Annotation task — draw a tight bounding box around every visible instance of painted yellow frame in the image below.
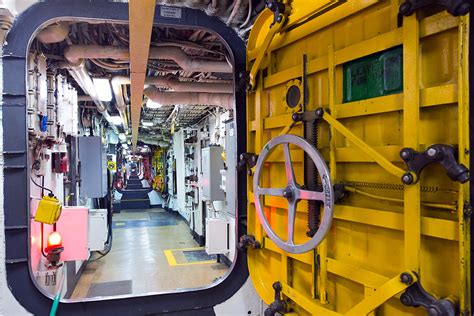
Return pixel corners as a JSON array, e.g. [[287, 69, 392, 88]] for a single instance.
[[246, 1, 470, 315]]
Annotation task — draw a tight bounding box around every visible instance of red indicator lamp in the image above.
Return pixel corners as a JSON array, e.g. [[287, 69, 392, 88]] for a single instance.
[[45, 231, 64, 267], [46, 231, 62, 250]]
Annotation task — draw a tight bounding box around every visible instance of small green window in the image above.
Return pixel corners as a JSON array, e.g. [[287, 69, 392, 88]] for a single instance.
[[343, 46, 403, 103]]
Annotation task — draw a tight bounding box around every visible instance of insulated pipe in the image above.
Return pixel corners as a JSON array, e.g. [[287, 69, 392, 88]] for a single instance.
[[144, 86, 234, 109], [64, 45, 232, 73], [110, 76, 130, 133], [146, 76, 233, 93], [111, 75, 233, 94], [36, 22, 69, 44], [54, 61, 117, 130]]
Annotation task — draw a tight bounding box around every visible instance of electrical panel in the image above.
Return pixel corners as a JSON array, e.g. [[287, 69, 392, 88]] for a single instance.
[[27, 53, 47, 136], [224, 121, 236, 215], [27, 53, 78, 140], [201, 146, 225, 201], [205, 217, 228, 255], [78, 136, 107, 198], [57, 75, 78, 136], [88, 209, 108, 252]]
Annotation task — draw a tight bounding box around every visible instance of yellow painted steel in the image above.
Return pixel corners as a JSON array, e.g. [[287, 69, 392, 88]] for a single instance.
[[403, 14, 421, 275], [321, 110, 406, 179], [247, 1, 471, 315], [128, 0, 156, 150]]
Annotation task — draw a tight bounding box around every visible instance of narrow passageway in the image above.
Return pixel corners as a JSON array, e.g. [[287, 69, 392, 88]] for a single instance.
[[71, 208, 228, 299]]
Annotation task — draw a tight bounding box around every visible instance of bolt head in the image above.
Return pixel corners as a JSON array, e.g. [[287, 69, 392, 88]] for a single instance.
[[282, 188, 293, 199], [315, 108, 324, 118], [400, 272, 414, 284], [400, 293, 413, 306], [426, 147, 438, 157], [292, 113, 302, 122], [400, 149, 411, 160], [402, 173, 414, 184], [399, 2, 412, 16], [427, 307, 441, 316]]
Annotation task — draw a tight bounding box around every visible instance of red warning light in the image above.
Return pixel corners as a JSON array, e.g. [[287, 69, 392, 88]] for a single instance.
[[46, 231, 62, 251]]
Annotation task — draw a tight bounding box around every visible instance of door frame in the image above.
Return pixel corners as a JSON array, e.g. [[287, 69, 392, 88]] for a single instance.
[[2, 1, 248, 314]]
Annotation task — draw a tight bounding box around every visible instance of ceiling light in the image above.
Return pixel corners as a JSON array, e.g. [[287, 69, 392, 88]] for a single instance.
[[146, 99, 162, 109], [92, 78, 113, 102], [110, 116, 122, 126], [118, 133, 127, 142], [142, 121, 154, 127]]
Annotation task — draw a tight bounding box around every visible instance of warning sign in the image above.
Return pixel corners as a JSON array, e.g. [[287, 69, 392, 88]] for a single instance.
[[107, 161, 116, 171]]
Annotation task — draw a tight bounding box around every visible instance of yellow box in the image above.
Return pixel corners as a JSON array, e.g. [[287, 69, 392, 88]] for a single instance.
[[34, 196, 62, 225]]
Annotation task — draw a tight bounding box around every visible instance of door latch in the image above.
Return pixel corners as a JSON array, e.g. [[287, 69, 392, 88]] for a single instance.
[[399, 0, 470, 17], [238, 235, 261, 250], [237, 152, 258, 175], [264, 282, 288, 316], [401, 278, 456, 316], [399, 144, 469, 184]]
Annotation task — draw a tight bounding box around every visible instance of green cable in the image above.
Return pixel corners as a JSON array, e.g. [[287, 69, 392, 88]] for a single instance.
[[49, 292, 60, 316], [50, 268, 65, 316]]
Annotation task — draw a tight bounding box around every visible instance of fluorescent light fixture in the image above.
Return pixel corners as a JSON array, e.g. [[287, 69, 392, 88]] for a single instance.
[[142, 121, 154, 127], [110, 116, 122, 126], [92, 78, 112, 102], [146, 99, 162, 109], [118, 133, 127, 142]]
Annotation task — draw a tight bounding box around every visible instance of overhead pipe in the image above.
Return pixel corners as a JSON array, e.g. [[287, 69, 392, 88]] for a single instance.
[[36, 22, 70, 44], [146, 76, 233, 93], [111, 75, 233, 94], [64, 45, 232, 73], [54, 61, 117, 131], [110, 76, 130, 134], [144, 86, 234, 109]]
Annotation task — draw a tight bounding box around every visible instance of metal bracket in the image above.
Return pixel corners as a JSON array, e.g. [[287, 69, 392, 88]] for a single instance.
[[399, 0, 470, 17], [265, 0, 287, 27], [264, 282, 288, 316], [401, 279, 456, 316], [237, 235, 261, 250], [248, 1, 288, 90], [400, 145, 470, 184]]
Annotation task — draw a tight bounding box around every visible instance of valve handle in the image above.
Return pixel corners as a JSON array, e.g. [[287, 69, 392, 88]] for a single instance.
[[253, 134, 334, 254]]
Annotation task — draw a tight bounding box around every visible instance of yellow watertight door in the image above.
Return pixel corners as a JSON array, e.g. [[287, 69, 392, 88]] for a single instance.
[[245, 1, 471, 315]]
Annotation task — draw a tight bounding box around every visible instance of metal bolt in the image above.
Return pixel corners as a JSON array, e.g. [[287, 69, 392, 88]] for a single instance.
[[402, 173, 414, 184], [426, 147, 438, 157], [400, 272, 414, 284], [428, 307, 441, 316], [315, 108, 324, 118], [400, 293, 413, 306], [399, 2, 412, 16], [272, 281, 282, 291], [400, 149, 411, 160], [292, 113, 302, 122], [283, 188, 293, 199]]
